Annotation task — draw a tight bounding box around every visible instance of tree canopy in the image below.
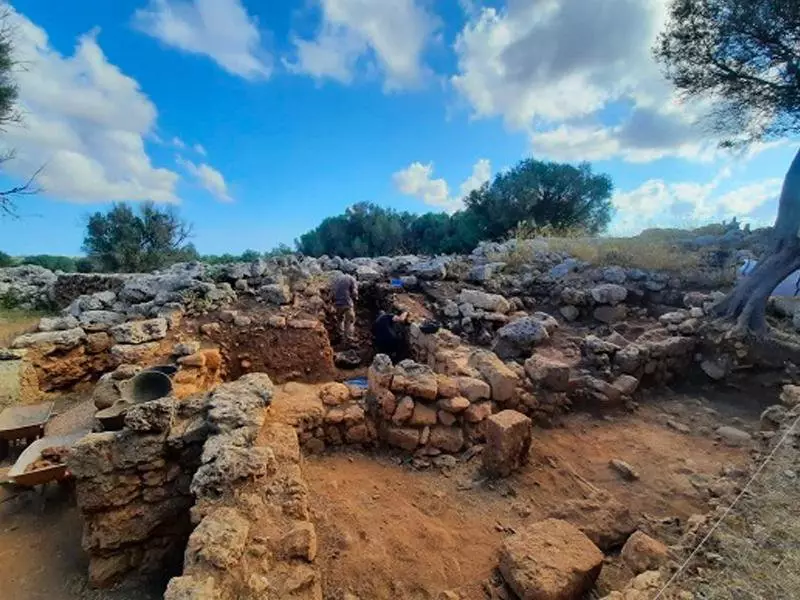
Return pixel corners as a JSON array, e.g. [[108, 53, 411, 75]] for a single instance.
[[82, 202, 197, 272], [655, 0, 800, 143], [297, 158, 614, 257], [464, 159, 614, 239], [657, 0, 800, 334]]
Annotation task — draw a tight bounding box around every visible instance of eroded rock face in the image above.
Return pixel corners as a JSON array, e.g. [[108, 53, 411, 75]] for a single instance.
[[185, 507, 250, 570], [499, 519, 603, 600]]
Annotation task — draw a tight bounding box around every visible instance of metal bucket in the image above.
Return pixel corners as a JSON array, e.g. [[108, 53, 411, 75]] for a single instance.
[[128, 370, 173, 404]]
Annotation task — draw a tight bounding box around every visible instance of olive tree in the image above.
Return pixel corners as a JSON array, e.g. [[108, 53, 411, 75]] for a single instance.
[[0, 9, 39, 217], [656, 0, 800, 333]]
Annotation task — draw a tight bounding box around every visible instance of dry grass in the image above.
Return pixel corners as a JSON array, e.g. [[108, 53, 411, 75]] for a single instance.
[[0, 309, 43, 347], [545, 235, 704, 271], [676, 425, 800, 599]]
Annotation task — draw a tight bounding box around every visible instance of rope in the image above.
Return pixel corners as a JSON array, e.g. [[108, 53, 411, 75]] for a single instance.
[[653, 413, 800, 600]]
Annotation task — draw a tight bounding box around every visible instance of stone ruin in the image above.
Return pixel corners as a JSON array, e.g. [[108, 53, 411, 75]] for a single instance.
[[2, 236, 800, 599]]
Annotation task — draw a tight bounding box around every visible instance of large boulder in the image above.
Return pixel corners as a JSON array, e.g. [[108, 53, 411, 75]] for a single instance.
[[499, 519, 603, 600], [110, 318, 168, 344], [590, 284, 628, 306], [524, 354, 570, 391], [390, 360, 438, 400], [409, 257, 449, 280], [548, 494, 636, 550], [492, 317, 550, 359], [457, 289, 511, 314], [79, 310, 126, 332], [12, 327, 86, 350], [468, 351, 519, 402]]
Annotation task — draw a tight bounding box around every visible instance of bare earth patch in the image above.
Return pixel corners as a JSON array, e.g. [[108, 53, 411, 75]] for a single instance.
[[305, 398, 752, 600]]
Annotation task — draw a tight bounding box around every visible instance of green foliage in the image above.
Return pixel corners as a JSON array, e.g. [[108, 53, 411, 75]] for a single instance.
[[82, 202, 195, 273], [0, 250, 13, 267], [655, 0, 800, 142], [464, 159, 614, 239], [20, 254, 77, 272], [297, 158, 614, 257], [75, 257, 95, 273], [239, 249, 261, 262], [0, 12, 19, 130]]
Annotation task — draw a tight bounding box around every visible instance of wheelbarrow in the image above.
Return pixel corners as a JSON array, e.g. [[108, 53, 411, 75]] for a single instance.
[[6, 432, 85, 488]]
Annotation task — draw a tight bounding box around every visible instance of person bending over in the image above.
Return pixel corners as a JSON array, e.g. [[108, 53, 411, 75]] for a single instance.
[[372, 310, 410, 361]]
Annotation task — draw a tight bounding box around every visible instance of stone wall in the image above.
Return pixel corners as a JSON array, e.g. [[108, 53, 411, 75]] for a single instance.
[[68, 395, 209, 587], [52, 273, 130, 308], [71, 372, 321, 599], [165, 373, 321, 600]]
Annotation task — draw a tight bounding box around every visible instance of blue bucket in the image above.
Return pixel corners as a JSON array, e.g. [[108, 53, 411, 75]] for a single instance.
[[344, 377, 368, 389]]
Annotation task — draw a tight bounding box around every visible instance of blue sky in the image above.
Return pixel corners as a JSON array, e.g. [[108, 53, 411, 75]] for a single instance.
[[0, 0, 795, 256]]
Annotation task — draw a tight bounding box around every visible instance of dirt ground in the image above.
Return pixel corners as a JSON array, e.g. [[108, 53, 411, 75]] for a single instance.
[[0, 393, 164, 600], [305, 386, 757, 600], [0, 381, 763, 600]]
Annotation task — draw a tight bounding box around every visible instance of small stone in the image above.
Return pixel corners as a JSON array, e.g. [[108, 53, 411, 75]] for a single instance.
[[716, 426, 752, 447], [612, 375, 639, 396], [438, 396, 470, 413], [457, 377, 491, 402], [559, 305, 579, 321], [410, 402, 438, 426], [320, 382, 350, 406], [279, 522, 317, 561], [385, 427, 420, 451], [429, 426, 464, 453], [200, 322, 221, 336], [173, 341, 201, 356], [464, 401, 492, 423], [621, 531, 669, 574], [667, 419, 691, 434], [438, 410, 456, 426], [392, 396, 415, 425], [609, 459, 640, 481], [233, 315, 252, 327]]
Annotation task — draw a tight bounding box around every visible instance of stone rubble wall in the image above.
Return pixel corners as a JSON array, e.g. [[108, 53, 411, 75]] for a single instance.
[[70, 372, 321, 599], [164, 373, 321, 600], [68, 395, 210, 587]]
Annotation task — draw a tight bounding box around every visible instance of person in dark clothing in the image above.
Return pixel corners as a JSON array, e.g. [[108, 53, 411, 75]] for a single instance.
[[372, 310, 410, 361]]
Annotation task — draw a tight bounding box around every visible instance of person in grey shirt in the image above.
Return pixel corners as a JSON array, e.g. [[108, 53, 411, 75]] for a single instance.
[[332, 273, 358, 340]]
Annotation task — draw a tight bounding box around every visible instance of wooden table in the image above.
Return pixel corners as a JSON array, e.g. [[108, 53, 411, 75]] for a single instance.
[[0, 402, 54, 460]]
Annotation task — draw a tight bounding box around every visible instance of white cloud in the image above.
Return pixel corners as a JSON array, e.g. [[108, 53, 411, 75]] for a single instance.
[[177, 156, 232, 202], [172, 136, 186, 149], [0, 9, 179, 203], [193, 143, 207, 156], [134, 0, 271, 80], [286, 0, 438, 90], [393, 159, 491, 212], [452, 0, 720, 163], [459, 158, 492, 197], [610, 172, 782, 235]]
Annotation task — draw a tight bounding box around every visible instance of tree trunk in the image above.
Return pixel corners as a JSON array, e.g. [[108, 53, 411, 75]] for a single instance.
[[715, 147, 800, 335]]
